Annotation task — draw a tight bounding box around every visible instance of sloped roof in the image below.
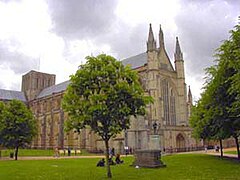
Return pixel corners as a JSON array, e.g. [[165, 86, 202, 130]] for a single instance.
[[0, 89, 26, 102], [121, 52, 147, 69], [32, 52, 149, 99], [36, 53, 147, 99], [37, 80, 70, 98]]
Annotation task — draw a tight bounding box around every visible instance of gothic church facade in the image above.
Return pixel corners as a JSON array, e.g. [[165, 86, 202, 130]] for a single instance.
[[118, 24, 196, 152], [0, 25, 199, 152]]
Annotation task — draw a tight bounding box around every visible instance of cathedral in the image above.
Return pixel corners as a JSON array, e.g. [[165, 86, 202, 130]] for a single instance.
[[0, 25, 200, 153]]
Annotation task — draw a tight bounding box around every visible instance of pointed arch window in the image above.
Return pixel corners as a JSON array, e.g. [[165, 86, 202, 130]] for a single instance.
[[161, 79, 170, 125], [161, 80, 176, 125], [170, 89, 176, 125]]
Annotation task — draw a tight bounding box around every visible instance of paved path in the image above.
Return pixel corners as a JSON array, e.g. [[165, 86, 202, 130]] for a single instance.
[[205, 149, 238, 158], [0, 148, 238, 161], [176, 148, 239, 159], [0, 155, 106, 161]]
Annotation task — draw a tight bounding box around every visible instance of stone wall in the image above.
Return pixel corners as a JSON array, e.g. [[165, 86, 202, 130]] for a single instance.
[[29, 92, 83, 149]]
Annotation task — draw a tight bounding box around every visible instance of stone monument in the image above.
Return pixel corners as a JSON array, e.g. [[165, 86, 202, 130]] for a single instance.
[[133, 121, 166, 168], [149, 121, 161, 149]]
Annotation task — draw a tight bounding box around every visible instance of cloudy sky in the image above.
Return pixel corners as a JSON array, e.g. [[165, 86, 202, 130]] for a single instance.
[[0, 0, 239, 101]]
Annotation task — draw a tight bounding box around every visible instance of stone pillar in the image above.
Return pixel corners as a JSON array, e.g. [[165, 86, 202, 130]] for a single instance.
[[149, 135, 161, 150], [41, 116, 46, 148], [58, 110, 64, 148]]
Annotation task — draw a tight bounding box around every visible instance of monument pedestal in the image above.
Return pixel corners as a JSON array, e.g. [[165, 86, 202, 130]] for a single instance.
[[133, 134, 166, 168], [133, 149, 166, 168]]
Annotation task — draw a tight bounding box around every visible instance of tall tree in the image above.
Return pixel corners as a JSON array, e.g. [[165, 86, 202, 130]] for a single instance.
[[214, 21, 240, 159], [190, 84, 230, 158], [0, 100, 37, 160], [62, 54, 152, 178], [190, 20, 240, 159], [0, 102, 7, 146]]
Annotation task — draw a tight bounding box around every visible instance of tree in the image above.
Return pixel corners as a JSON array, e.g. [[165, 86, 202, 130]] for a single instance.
[[214, 21, 240, 159], [190, 21, 240, 159], [62, 54, 152, 178], [190, 84, 230, 158], [0, 100, 37, 160], [0, 102, 7, 146]]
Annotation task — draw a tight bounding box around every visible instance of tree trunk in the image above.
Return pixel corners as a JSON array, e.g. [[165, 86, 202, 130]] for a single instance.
[[104, 139, 112, 178], [15, 146, 19, 161], [219, 139, 223, 158], [234, 136, 240, 160]]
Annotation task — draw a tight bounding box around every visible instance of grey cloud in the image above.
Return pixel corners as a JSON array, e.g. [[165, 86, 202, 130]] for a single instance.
[[97, 22, 176, 60], [0, 41, 38, 74], [101, 22, 149, 59], [46, 0, 177, 62], [0, 81, 3, 89], [0, 0, 21, 2], [47, 0, 118, 39], [175, 0, 240, 76]]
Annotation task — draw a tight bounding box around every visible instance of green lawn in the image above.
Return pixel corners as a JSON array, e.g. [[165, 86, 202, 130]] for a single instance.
[[0, 149, 101, 157], [225, 151, 237, 155], [0, 154, 239, 180], [0, 149, 53, 157]]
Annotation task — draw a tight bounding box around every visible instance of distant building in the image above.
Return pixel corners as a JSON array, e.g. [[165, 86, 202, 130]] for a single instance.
[[0, 25, 209, 152]]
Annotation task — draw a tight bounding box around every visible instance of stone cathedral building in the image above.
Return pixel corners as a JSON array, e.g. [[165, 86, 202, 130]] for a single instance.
[[0, 25, 199, 153]]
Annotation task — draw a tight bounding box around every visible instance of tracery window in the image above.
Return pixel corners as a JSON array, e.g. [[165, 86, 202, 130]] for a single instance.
[[170, 89, 176, 125], [161, 79, 170, 125], [161, 80, 176, 125]]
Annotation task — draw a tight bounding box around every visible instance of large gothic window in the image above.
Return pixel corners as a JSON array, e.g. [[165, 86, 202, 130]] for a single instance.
[[161, 79, 176, 125], [170, 89, 176, 125], [161, 79, 170, 125]]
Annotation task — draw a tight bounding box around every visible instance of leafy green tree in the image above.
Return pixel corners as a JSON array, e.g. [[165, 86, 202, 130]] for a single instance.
[[0, 100, 37, 160], [214, 21, 240, 159], [190, 21, 240, 159], [0, 102, 7, 146], [62, 54, 152, 178], [190, 85, 230, 158]]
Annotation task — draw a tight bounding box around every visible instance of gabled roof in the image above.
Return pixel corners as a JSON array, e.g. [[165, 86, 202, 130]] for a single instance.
[[37, 53, 147, 99], [121, 52, 147, 69], [37, 80, 70, 98], [160, 48, 175, 71], [0, 89, 27, 102]]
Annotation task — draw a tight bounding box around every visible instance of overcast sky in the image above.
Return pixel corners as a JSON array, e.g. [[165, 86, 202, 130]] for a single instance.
[[0, 0, 239, 101]]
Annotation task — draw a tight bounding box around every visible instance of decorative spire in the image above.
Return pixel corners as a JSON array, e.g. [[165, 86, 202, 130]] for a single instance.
[[159, 24, 165, 49], [148, 24, 154, 41], [174, 37, 183, 61], [188, 85, 193, 104], [147, 23, 156, 52]]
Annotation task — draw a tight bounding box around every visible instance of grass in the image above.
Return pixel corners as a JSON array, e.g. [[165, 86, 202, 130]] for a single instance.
[[225, 151, 237, 155], [0, 154, 239, 180], [0, 149, 101, 157], [0, 149, 53, 157]]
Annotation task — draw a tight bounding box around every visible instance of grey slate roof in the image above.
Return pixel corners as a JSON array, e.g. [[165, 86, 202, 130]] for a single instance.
[[37, 80, 70, 98], [121, 52, 147, 69], [36, 52, 147, 99], [0, 89, 27, 102]]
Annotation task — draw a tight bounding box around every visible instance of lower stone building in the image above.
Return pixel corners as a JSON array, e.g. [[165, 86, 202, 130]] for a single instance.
[[1, 25, 217, 153]]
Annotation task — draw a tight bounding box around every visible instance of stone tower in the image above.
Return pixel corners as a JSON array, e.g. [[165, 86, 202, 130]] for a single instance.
[[146, 24, 159, 131], [174, 37, 188, 125], [21, 70, 56, 101], [187, 86, 193, 119]]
